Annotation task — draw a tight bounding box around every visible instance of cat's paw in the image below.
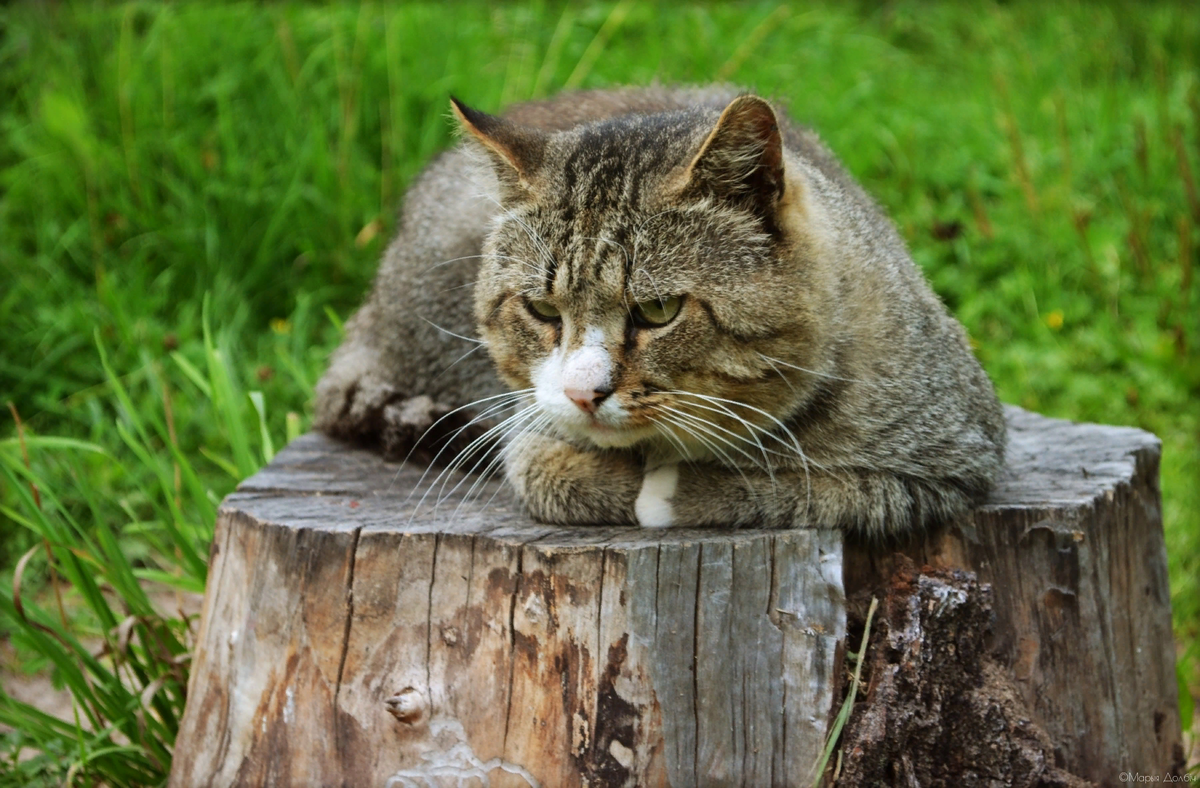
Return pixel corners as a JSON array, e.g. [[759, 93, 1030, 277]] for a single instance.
[[504, 435, 643, 525], [314, 363, 494, 463], [380, 395, 440, 460], [313, 368, 403, 441], [635, 464, 680, 528], [380, 396, 494, 464]]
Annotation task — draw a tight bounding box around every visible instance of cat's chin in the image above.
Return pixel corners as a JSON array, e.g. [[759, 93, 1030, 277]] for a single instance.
[[553, 420, 654, 451]]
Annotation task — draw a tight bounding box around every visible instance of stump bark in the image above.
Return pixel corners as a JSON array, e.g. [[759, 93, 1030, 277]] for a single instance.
[[169, 407, 1183, 787]]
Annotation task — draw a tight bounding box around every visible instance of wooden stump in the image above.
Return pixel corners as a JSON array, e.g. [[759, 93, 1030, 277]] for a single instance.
[[169, 407, 1183, 787]]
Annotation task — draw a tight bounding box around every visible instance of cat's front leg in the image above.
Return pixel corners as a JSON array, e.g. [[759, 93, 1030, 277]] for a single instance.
[[503, 433, 643, 525], [632, 463, 779, 529], [639, 464, 979, 535]]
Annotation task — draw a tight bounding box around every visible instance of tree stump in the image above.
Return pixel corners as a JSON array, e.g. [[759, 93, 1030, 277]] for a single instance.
[[169, 407, 1183, 787]]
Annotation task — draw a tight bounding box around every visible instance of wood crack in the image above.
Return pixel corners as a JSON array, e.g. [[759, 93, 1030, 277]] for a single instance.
[[501, 546, 524, 755], [772, 536, 784, 788], [692, 543, 702, 788], [425, 533, 440, 704], [333, 525, 362, 696], [593, 547, 607, 759]]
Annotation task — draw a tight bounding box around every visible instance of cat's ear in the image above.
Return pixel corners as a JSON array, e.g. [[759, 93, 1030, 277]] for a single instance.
[[680, 95, 785, 228], [451, 97, 546, 201]]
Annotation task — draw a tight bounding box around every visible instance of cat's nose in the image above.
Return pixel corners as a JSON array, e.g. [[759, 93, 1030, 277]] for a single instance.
[[565, 386, 613, 414]]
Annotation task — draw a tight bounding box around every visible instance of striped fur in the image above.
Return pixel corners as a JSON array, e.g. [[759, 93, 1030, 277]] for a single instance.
[[314, 86, 1006, 536]]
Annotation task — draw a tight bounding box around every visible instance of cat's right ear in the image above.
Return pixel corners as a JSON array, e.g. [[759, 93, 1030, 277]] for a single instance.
[[678, 95, 787, 234], [451, 97, 546, 202]]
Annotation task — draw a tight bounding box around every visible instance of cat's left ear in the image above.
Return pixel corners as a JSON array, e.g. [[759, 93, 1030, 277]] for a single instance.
[[680, 95, 785, 229], [451, 97, 546, 202]]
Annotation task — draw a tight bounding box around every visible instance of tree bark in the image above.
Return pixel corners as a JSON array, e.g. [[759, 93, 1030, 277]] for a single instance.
[[170, 407, 1183, 787], [835, 561, 1098, 787]]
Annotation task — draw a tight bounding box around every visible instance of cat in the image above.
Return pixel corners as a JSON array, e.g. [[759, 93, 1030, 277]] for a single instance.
[[313, 85, 1007, 536]]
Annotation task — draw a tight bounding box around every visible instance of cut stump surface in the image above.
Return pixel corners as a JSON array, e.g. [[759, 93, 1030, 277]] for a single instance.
[[170, 406, 1182, 787]]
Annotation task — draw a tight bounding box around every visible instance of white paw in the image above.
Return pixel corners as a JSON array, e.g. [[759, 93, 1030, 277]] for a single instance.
[[635, 464, 679, 528]]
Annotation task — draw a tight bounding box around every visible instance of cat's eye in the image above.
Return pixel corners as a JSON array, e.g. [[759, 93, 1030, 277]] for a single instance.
[[632, 295, 682, 327], [527, 299, 561, 321]]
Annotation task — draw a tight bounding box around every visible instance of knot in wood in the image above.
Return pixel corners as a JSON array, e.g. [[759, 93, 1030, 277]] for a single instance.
[[440, 624, 459, 646], [385, 687, 425, 726]]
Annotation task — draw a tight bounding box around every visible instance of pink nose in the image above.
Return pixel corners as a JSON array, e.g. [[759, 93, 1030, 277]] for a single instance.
[[565, 387, 612, 414]]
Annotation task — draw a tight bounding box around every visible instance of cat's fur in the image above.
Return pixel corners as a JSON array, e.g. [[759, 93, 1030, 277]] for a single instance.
[[313, 85, 1006, 536]]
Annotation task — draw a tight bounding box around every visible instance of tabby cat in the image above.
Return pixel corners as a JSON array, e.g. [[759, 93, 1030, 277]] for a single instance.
[[313, 85, 1006, 535]]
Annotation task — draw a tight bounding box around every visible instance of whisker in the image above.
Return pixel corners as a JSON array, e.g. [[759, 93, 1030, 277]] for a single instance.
[[452, 413, 553, 520], [438, 265, 528, 294], [450, 410, 545, 505], [666, 390, 810, 461], [417, 400, 533, 499], [426, 252, 541, 275], [648, 417, 695, 461], [503, 210, 557, 272], [425, 404, 541, 515], [578, 234, 630, 272], [433, 343, 487, 381], [758, 353, 860, 384], [463, 179, 559, 274], [401, 389, 532, 465], [666, 389, 838, 511], [395, 389, 533, 494], [419, 317, 485, 345], [407, 422, 505, 521], [658, 404, 775, 476], [435, 410, 551, 523], [424, 253, 489, 272], [759, 354, 797, 394], [467, 431, 531, 514], [628, 207, 681, 301], [492, 206, 556, 272], [655, 411, 758, 494], [632, 266, 667, 305], [666, 394, 795, 460], [658, 405, 782, 498], [667, 400, 795, 463]]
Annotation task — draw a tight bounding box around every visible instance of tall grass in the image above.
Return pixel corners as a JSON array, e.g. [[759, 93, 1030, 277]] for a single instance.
[[0, 312, 298, 784], [1, 1, 1197, 778]]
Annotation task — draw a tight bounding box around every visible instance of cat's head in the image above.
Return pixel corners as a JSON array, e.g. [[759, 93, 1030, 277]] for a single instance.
[[455, 94, 832, 459]]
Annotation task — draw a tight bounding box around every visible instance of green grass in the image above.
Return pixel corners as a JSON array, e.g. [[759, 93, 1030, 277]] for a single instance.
[[0, 321, 286, 784], [1, 1, 1197, 780]]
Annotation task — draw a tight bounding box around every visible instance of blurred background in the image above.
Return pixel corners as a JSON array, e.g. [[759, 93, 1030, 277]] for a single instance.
[[1, 1, 1196, 782]]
